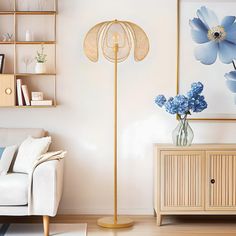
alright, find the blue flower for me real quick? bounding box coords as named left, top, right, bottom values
left=154, top=82, right=207, bottom=116
left=189, top=95, right=208, bottom=112
left=155, top=95, right=166, bottom=107
left=190, top=6, right=236, bottom=65
left=164, top=99, right=177, bottom=114
left=165, top=95, right=189, bottom=115
left=187, top=82, right=204, bottom=98
left=225, top=71, right=236, bottom=93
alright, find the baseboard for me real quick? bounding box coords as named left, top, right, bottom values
left=0, top=214, right=155, bottom=224
left=58, top=208, right=154, bottom=215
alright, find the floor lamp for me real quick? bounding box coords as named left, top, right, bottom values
left=83, top=20, right=149, bottom=229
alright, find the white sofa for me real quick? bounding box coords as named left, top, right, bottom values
left=0, top=128, right=64, bottom=236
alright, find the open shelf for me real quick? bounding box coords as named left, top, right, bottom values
left=15, top=73, right=56, bottom=77
left=16, top=11, right=56, bottom=15
left=0, top=41, right=55, bottom=45
left=0, top=11, right=14, bottom=15
left=0, top=11, right=56, bottom=15
left=0, top=41, right=14, bottom=44
left=16, top=41, right=56, bottom=45
left=16, top=105, right=56, bottom=108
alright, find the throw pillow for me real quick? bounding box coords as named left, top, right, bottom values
left=0, top=145, right=18, bottom=175
left=13, top=136, right=51, bottom=174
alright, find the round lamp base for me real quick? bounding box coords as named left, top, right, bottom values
left=97, top=216, right=134, bottom=229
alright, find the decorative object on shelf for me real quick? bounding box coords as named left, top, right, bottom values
left=155, top=82, right=207, bottom=146
left=35, top=45, right=47, bottom=73
left=178, top=0, right=236, bottom=120
left=0, top=54, right=5, bottom=74
left=32, top=92, right=44, bottom=101
left=25, top=30, right=33, bottom=42
left=2, top=33, right=13, bottom=42
left=22, top=56, right=33, bottom=73
left=84, top=19, right=149, bottom=229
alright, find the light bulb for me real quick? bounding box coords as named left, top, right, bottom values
left=112, top=32, right=120, bottom=45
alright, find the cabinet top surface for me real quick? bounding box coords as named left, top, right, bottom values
left=154, top=143, right=236, bottom=150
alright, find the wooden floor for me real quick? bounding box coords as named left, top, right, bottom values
left=2, top=215, right=236, bottom=235
left=86, top=215, right=236, bottom=236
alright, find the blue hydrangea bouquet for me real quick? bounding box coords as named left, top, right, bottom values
left=155, top=82, right=207, bottom=146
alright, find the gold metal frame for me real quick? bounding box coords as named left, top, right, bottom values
left=176, top=0, right=236, bottom=121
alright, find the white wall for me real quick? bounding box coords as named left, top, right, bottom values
left=1, top=0, right=236, bottom=215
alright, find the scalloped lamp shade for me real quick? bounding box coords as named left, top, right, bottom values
left=84, top=20, right=149, bottom=63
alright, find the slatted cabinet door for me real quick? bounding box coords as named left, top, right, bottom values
left=160, top=151, right=205, bottom=211
left=206, top=151, right=236, bottom=210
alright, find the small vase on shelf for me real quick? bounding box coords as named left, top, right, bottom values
left=35, top=45, right=47, bottom=73
left=172, top=115, right=194, bottom=146
left=35, top=62, right=46, bottom=73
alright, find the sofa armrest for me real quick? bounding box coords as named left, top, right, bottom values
left=31, top=158, right=64, bottom=216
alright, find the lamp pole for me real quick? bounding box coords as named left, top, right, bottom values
left=114, top=42, right=118, bottom=224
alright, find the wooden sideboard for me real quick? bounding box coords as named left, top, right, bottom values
left=154, top=144, right=236, bottom=226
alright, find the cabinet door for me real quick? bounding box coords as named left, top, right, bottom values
left=206, top=151, right=236, bottom=210
left=160, top=151, right=205, bottom=211
left=0, top=75, right=15, bottom=106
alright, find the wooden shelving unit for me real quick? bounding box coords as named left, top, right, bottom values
left=0, top=11, right=56, bottom=15
left=0, top=0, right=57, bottom=108
left=15, top=73, right=56, bottom=77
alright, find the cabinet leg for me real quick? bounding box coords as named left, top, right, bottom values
left=156, top=214, right=162, bottom=226
left=153, top=209, right=157, bottom=217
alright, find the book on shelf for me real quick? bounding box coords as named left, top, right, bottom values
left=21, top=85, right=30, bottom=106
left=16, top=79, right=23, bottom=106
left=31, top=100, right=53, bottom=106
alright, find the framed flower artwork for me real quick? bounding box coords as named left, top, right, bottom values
left=177, top=0, right=236, bottom=120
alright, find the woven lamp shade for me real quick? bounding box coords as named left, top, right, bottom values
left=84, top=20, right=149, bottom=63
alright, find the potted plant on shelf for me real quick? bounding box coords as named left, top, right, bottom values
left=35, top=45, right=47, bottom=74
left=155, top=82, right=207, bottom=146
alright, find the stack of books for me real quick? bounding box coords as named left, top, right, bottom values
left=16, top=79, right=30, bottom=106
left=31, top=100, right=53, bottom=106
left=16, top=79, right=52, bottom=106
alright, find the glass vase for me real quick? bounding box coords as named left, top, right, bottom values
left=172, top=117, right=194, bottom=146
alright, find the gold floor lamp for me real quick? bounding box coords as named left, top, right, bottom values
left=84, top=20, right=149, bottom=229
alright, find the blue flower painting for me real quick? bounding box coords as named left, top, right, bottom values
left=225, top=71, right=236, bottom=93
left=190, top=6, right=236, bottom=65
left=189, top=6, right=236, bottom=107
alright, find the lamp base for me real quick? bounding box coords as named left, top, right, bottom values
left=97, top=216, right=134, bottom=229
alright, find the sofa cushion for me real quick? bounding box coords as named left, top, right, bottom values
left=0, top=173, right=28, bottom=205
left=0, top=145, right=18, bottom=175
left=13, top=136, right=51, bottom=174
left=0, top=128, right=45, bottom=147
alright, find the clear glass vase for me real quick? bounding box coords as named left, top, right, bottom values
left=172, top=117, right=194, bottom=146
